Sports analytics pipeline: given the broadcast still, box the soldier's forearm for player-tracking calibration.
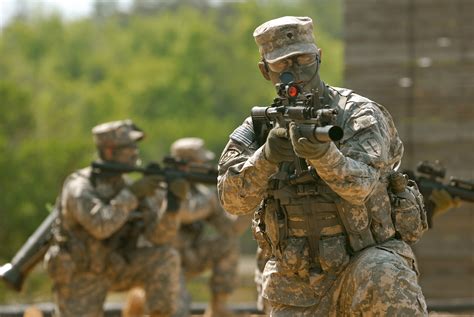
[74,188,138,240]
[218,147,277,215]
[309,143,379,204]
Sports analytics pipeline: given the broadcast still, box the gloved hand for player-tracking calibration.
[289,122,330,160]
[168,178,190,200]
[263,127,294,164]
[430,189,462,217]
[129,175,161,199]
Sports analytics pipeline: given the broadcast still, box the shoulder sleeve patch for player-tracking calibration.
[219,149,240,166]
[361,138,382,157]
[230,124,255,147]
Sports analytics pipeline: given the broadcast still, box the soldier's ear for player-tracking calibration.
[258,61,271,81]
[318,48,322,64]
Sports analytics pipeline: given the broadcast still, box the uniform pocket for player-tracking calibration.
[278,237,310,278]
[318,235,350,273]
[336,200,375,252]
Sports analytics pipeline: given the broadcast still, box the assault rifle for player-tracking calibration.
[251,79,344,181]
[91,160,217,186]
[162,155,218,176]
[0,159,218,292]
[403,161,474,228]
[251,81,344,146]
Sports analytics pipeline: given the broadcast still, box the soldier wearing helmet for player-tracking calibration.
[44,119,183,317]
[169,137,249,317]
[218,17,428,316]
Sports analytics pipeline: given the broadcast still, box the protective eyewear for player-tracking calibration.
[266,53,319,73]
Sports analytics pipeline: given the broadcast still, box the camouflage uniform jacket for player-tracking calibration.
[218,84,410,305]
[176,183,246,252]
[53,166,179,274]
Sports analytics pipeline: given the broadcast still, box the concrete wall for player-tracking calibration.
[344,0,473,299]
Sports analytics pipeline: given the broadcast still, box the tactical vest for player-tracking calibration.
[253,87,400,271]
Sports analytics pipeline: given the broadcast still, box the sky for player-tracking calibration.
[0,0,132,30]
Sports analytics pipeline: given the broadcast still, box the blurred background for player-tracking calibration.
[0,0,472,312]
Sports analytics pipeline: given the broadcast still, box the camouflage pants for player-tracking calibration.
[255,246,270,313]
[267,240,428,317]
[180,235,239,295]
[171,234,239,317]
[48,246,180,317]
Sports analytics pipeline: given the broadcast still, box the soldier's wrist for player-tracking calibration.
[255,146,280,171]
[117,187,140,211]
[298,142,330,160]
[307,142,339,165]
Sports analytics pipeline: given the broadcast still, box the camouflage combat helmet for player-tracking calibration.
[92,119,144,148]
[170,137,215,163]
[253,16,318,63]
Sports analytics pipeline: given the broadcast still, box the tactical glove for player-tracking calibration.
[129,175,161,199]
[263,127,294,164]
[430,189,462,217]
[289,122,330,160]
[168,178,190,201]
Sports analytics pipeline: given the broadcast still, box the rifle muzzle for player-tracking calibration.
[0,263,24,291]
[298,124,344,143]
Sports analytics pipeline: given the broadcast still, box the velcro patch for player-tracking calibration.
[351,114,376,132]
[230,125,255,147]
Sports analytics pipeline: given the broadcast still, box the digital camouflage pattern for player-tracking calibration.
[218,84,428,315]
[92,119,144,148]
[171,137,216,163]
[44,167,180,317]
[253,16,318,63]
[173,182,250,315]
[268,239,427,316]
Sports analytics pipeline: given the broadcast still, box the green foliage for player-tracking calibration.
[0,0,342,301]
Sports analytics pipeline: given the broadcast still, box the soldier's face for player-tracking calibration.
[265,51,322,92]
[110,144,139,166]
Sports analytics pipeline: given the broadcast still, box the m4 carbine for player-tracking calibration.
[403,160,474,227]
[251,81,344,182]
[251,81,343,146]
[91,160,217,186]
[0,160,218,292]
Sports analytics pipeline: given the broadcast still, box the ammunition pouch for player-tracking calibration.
[334,200,375,253]
[390,179,428,244]
[252,205,272,262]
[262,173,352,275]
[336,181,397,253]
[263,197,286,259]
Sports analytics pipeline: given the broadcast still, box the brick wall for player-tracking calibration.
[344,0,474,299]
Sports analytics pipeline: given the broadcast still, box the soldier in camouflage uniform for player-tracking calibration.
[218,17,428,316]
[169,137,249,317]
[44,120,182,317]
